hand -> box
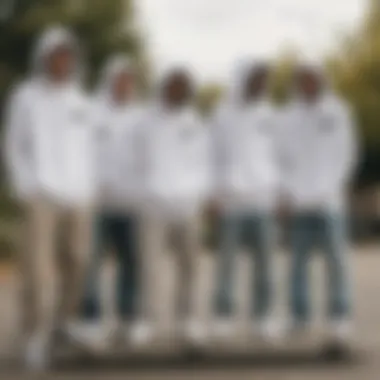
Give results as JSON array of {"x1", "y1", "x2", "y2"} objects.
[
  {"x1": 277, "y1": 202, "x2": 291, "y2": 221},
  {"x1": 206, "y1": 199, "x2": 222, "y2": 222}
]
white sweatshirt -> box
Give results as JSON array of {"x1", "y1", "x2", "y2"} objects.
[
  {"x1": 92, "y1": 55, "x2": 143, "y2": 211},
  {"x1": 4, "y1": 26, "x2": 95, "y2": 206},
  {"x1": 211, "y1": 63, "x2": 280, "y2": 212},
  {"x1": 279, "y1": 95, "x2": 358, "y2": 211},
  {"x1": 93, "y1": 102, "x2": 143, "y2": 210},
  {"x1": 137, "y1": 105, "x2": 211, "y2": 218}
]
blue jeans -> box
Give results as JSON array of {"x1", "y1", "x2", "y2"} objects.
[
  {"x1": 290, "y1": 211, "x2": 351, "y2": 323},
  {"x1": 81, "y1": 211, "x2": 139, "y2": 321},
  {"x1": 215, "y1": 211, "x2": 275, "y2": 319}
]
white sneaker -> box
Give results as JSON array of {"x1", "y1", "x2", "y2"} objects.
[
  {"x1": 286, "y1": 320, "x2": 314, "y2": 343},
  {"x1": 65, "y1": 321, "x2": 111, "y2": 352},
  {"x1": 212, "y1": 319, "x2": 236, "y2": 339},
  {"x1": 129, "y1": 322, "x2": 155, "y2": 346},
  {"x1": 24, "y1": 332, "x2": 50, "y2": 372},
  {"x1": 254, "y1": 318, "x2": 283, "y2": 343},
  {"x1": 328, "y1": 319, "x2": 352, "y2": 345},
  {"x1": 184, "y1": 321, "x2": 208, "y2": 345}
]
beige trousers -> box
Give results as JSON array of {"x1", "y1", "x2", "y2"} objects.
[
  {"x1": 20, "y1": 198, "x2": 93, "y2": 337},
  {"x1": 140, "y1": 211, "x2": 204, "y2": 329}
]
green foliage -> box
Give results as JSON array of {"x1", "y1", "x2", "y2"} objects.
[
  {"x1": 271, "y1": 49, "x2": 298, "y2": 105},
  {"x1": 328, "y1": 0, "x2": 380, "y2": 184},
  {"x1": 196, "y1": 83, "x2": 224, "y2": 116},
  {"x1": 0, "y1": 0, "x2": 147, "y2": 103}
]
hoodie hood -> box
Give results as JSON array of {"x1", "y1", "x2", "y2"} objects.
[
  {"x1": 226, "y1": 58, "x2": 271, "y2": 107},
  {"x1": 96, "y1": 54, "x2": 135, "y2": 105},
  {"x1": 31, "y1": 25, "x2": 82, "y2": 81},
  {"x1": 152, "y1": 63, "x2": 197, "y2": 111},
  {"x1": 291, "y1": 63, "x2": 333, "y2": 102}
]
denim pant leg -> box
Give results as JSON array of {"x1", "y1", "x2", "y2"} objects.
[
  {"x1": 244, "y1": 213, "x2": 275, "y2": 320},
  {"x1": 215, "y1": 213, "x2": 242, "y2": 317},
  {"x1": 81, "y1": 212, "x2": 109, "y2": 320},
  {"x1": 111, "y1": 214, "x2": 139, "y2": 322},
  {"x1": 318, "y1": 212, "x2": 351, "y2": 320},
  {"x1": 290, "y1": 214, "x2": 317, "y2": 323}
]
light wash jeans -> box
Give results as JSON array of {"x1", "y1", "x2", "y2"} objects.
[
  {"x1": 215, "y1": 211, "x2": 275, "y2": 320},
  {"x1": 290, "y1": 211, "x2": 351, "y2": 323}
]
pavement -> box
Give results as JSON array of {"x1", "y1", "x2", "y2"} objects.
[{"x1": 1, "y1": 246, "x2": 380, "y2": 379}]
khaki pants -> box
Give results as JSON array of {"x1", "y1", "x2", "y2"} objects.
[
  {"x1": 140, "y1": 212, "x2": 204, "y2": 329},
  {"x1": 20, "y1": 198, "x2": 93, "y2": 338}
]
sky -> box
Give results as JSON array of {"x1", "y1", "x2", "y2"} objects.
[{"x1": 136, "y1": 0, "x2": 365, "y2": 83}]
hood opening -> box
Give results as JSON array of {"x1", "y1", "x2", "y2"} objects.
[
  {"x1": 292, "y1": 64, "x2": 330, "y2": 103},
  {"x1": 158, "y1": 67, "x2": 195, "y2": 110},
  {"x1": 243, "y1": 63, "x2": 271, "y2": 102},
  {"x1": 227, "y1": 59, "x2": 271, "y2": 107},
  {"x1": 31, "y1": 25, "x2": 82, "y2": 83},
  {"x1": 97, "y1": 54, "x2": 136, "y2": 105}
]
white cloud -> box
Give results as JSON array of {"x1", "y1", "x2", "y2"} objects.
[{"x1": 137, "y1": 0, "x2": 365, "y2": 83}]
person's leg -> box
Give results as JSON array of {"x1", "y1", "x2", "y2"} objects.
[
  {"x1": 244, "y1": 212, "x2": 275, "y2": 322},
  {"x1": 319, "y1": 212, "x2": 352, "y2": 322},
  {"x1": 21, "y1": 199, "x2": 59, "y2": 369},
  {"x1": 112, "y1": 213, "x2": 139, "y2": 323},
  {"x1": 289, "y1": 213, "x2": 316, "y2": 325},
  {"x1": 214, "y1": 212, "x2": 242, "y2": 326},
  {"x1": 186, "y1": 215, "x2": 208, "y2": 342},
  {"x1": 60, "y1": 207, "x2": 93, "y2": 324},
  {"x1": 171, "y1": 222, "x2": 191, "y2": 322},
  {"x1": 132, "y1": 211, "x2": 168, "y2": 343},
  {"x1": 81, "y1": 212, "x2": 109, "y2": 321},
  {"x1": 173, "y1": 216, "x2": 204, "y2": 334}
]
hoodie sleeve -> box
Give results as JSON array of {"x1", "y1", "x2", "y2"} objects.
[
  {"x1": 131, "y1": 111, "x2": 150, "y2": 203},
  {"x1": 313, "y1": 100, "x2": 359, "y2": 202},
  {"x1": 272, "y1": 106, "x2": 295, "y2": 198},
  {"x1": 328, "y1": 102, "x2": 359, "y2": 192},
  {"x1": 190, "y1": 116, "x2": 213, "y2": 200},
  {"x1": 210, "y1": 109, "x2": 230, "y2": 199},
  {"x1": 3, "y1": 85, "x2": 36, "y2": 199}
]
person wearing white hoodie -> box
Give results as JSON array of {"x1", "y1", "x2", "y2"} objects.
[
  {"x1": 136, "y1": 67, "x2": 211, "y2": 345},
  {"x1": 3, "y1": 26, "x2": 95, "y2": 370},
  {"x1": 280, "y1": 64, "x2": 359, "y2": 342},
  {"x1": 79, "y1": 55, "x2": 143, "y2": 348},
  {"x1": 211, "y1": 61, "x2": 279, "y2": 340}
]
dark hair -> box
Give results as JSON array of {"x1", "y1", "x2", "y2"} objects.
[{"x1": 246, "y1": 63, "x2": 271, "y2": 82}]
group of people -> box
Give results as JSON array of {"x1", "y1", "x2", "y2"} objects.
[{"x1": 4, "y1": 25, "x2": 359, "y2": 371}]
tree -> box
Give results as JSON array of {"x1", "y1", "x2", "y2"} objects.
[
  {"x1": 0, "y1": 0, "x2": 147, "y2": 108},
  {"x1": 271, "y1": 47, "x2": 299, "y2": 105},
  {"x1": 196, "y1": 82, "x2": 224, "y2": 116},
  {"x1": 329, "y1": 0, "x2": 380, "y2": 184}
]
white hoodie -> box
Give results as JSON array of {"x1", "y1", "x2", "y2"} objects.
[
  {"x1": 137, "y1": 70, "x2": 211, "y2": 218},
  {"x1": 211, "y1": 61, "x2": 279, "y2": 211},
  {"x1": 279, "y1": 68, "x2": 359, "y2": 211},
  {"x1": 4, "y1": 26, "x2": 95, "y2": 205},
  {"x1": 92, "y1": 55, "x2": 143, "y2": 210}
]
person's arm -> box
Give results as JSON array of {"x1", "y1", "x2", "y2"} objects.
[
  {"x1": 192, "y1": 116, "x2": 213, "y2": 201},
  {"x1": 329, "y1": 104, "x2": 360, "y2": 193},
  {"x1": 273, "y1": 107, "x2": 296, "y2": 211},
  {"x1": 337, "y1": 105, "x2": 360, "y2": 186},
  {"x1": 210, "y1": 111, "x2": 230, "y2": 203},
  {"x1": 131, "y1": 112, "x2": 149, "y2": 205},
  {"x1": 3, "y1": 86, "x2": 35, "y2": 200}
]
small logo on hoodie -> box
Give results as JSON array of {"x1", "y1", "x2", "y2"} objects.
[
  {"x1": 97, "y1": 125, "x2": 110, "y2": 141},
  {"x1": 319, "y1": 115, "x2": 335, "y2": 133},
  {"x1": 180, "y1": 125, "x2": 196, "y2": 140},
  {"x1": 70, "y1": 107, "x2": 87, "y2": 126}
]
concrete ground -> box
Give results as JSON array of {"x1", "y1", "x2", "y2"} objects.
[{"x1": 1, "y1": 246, "x2": 380, "y2": 379}]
